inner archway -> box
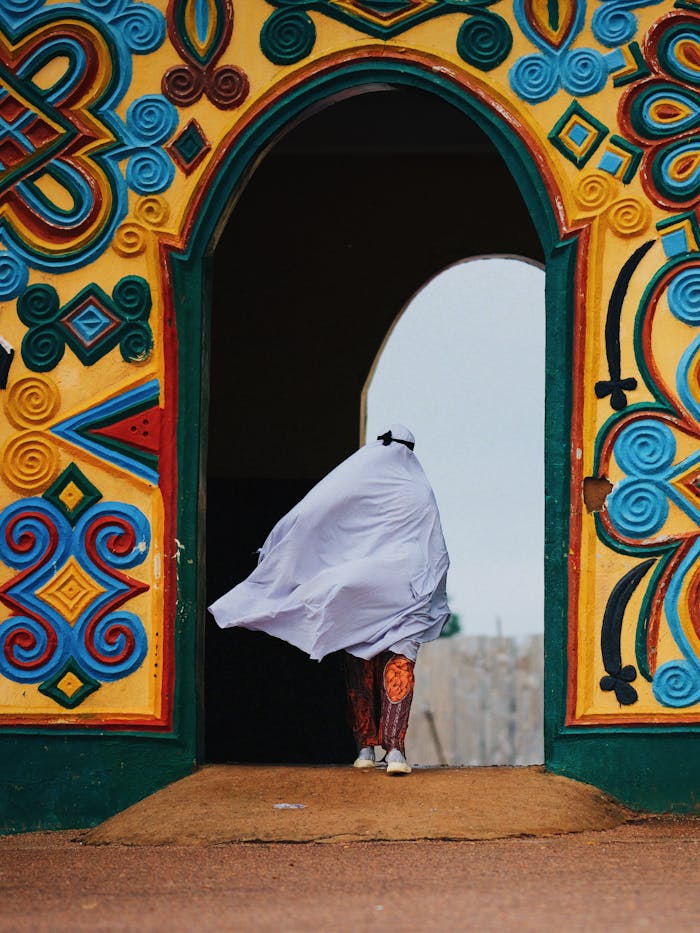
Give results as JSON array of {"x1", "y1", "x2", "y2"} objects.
[{"x1": 204, "y1": 87, "x2": 543, "y2": 764}]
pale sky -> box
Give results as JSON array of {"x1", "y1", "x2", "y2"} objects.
[{"x1": 365, "y1": 257, "x2": 545, "y2": 637}]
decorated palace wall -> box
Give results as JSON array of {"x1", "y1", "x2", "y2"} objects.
[{"x1": 2, "y1": 0, "x2": 700, "y2": 829}]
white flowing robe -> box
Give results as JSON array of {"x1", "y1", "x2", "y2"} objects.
[{"x1": 208, "y1": 438, "x2": 451, "y2": 661}]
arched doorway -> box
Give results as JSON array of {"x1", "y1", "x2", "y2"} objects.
[{"x1": 202, "y1": 88, "x2": 544, "y2": 763}]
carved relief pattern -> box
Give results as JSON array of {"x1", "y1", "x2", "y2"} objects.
[
  {"x1": 163, "y1": 0, "x2": 249, "y2": 109},
  {"x1": 17, "y1": 277, "x2": 153, "y2": 372},
  {"x1": 595, "y1": 245, "x2": 700, "y2": 710},
  {"x1": 260, "y1": 0, "x2": 514, "y2": 71},
  {"x1": 1, "y1": 0, "x2": 700, "y2": 736},
  {"x1": 0, "y1": 489, "x2": 150, "y2": 709},
  {"x1": 0, "y1": 1, "x2": 174, "y2": 279},
  {"x1": 619, "y1": 12, "x2": 700, "y2": 208}
]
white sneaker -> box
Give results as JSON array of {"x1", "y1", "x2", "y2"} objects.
[
  {"x1": 353, "y1": 747, "x2": 376, "y2": 769},
  {"x1": 386, "y1": 749, "x2": 411, "y2": 775}
]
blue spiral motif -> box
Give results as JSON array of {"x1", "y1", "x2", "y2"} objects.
[
  {"x1": 591, "y1": 5, "x2": 637, "y2": 48},
  {"x1": 126, "y1": 149, "x2": 175, "y2": 195},
  {"x1": 607, "y1": 478, "x2": 669, "y2": 538},
  {"x1": 78, "y1": 611, "x2": 148, "y2": 681},
  {"x1": 0, "y1": 616, "x2": 67, "y2": 683},
  {"x1": 560, "y1": 49, "x2": 609, "y2": 97},
  {"x1": 112, "y1": 5, "x2": 166, "y2": 54},
  {"x1": 668, "y1": 267, "x2": 700, "y2": 325},
  {"x1": 0, "y1": 249, "x2": 28, "y2": 300},
  {"x1": 126, "y1": 95, "x2": 178, "y2": 146},
  {"x1": 614, "y1": 419, "x2": 676, "y2": 476},
  {"x1": 0, "y1": 499, "x2": 70, "y2": 570},
  {"x1": 652, "y1": 659, "x2": 700, "y2": 707},
  {"x1": 509, "y1": 54, "x2": 559, "y2": 104},
  {"x1": 75, "y1": 502, "x2": 150, "y2": 571}
]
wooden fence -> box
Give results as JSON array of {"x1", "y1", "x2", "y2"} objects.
[{"x1": 405, "y1": 633, "x2": 544, "y2": 767}]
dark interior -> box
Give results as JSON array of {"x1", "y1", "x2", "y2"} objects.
[{"x1": 204, "y1": 87, "x2": 543, "y2": 763}]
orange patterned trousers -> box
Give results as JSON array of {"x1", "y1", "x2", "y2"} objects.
[{"x1": 343, "y1": 650, "x2": 415, "y2": 756}]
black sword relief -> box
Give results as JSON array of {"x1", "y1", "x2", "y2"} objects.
[
  {"x1": 595, "y1": 239, "x2": 654, "y2": 411},
  {"x1": 0, "y1": 337, "x2": 14, "y2": 389},
  {"x1": 600, "y1": 558, "x2": 655, "y2": 705}
]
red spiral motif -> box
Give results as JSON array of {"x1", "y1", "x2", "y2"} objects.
[
  {"x1": 84, "y1": 614, "x2": 136, "y2": 666},
  {"x1": 162, "y1": 64, "x2": 204, "y2": 106},
  {"x1": 3, "y1": 617, "x2": 58, "y2": 670},
  {"x1": 5, "y1": 510, "x2": 59, "y2": 565},
  {"x1": 206, "y1": 65, "x2": 249, "y2": 109},
  {"x1": 84, "y1": 513, "x2": 138, "y2": 563}
]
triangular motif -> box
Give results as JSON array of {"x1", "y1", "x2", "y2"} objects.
[{"x1": 50, "y1": 380, "x2": 160, "y2": 484}]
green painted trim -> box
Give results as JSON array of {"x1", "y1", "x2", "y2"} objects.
[
  {"x1": 548, "y1": 733, "x2": 700, "y2": 812},
  {"x1": 543, "y1": 235, "x2": 577, "y2": 763}
]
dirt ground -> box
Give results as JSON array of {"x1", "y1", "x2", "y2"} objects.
[
  {"x1": 85, "y1": 765, "x2": 628, "y2": 845},
  {"x1": 2, "y1": 817, "x2": 700, "y2": 931}
]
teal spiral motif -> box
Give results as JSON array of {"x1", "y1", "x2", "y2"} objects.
[
  {"x1": 17, "y1": 284, "x2": 59, "y2": 326},
  {"x1": 456, "y1": 14, "x2": 512, "y2": 72},
  {"x1": 607, "y1": 478, "x2": 669, "y2": 538},
  {"x1": 112, "y1": 276, "x2": 151, "y2": 320},
  {"x1": 120, "y1": 323, "x2": 153, "y2": 363},
  {"x1": 260, "y1": 9, "x2": 316, "y2": 65},
  {"x1": 0, "y1": 250, "x2": 28, "y2": 300},
  {"x1": 560, "y1": 48, "x2": 608, "y2": 97},
  {"x1": 21, "y1": 328, "x2": 65, "y2": 372},
  {"x1": 668, "y1": 267, "x2": 700, "y2": 325},
  {"x1": 614, "y1": 419, "x2": 676, "y2": 476}
]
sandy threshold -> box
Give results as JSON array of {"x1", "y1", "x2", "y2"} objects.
[{"x1": 85, "y1": 765, "x2": 630, "y2": 846}]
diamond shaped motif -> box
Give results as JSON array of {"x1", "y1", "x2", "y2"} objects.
[
  {"x1": 597, "y1": 135, "x2": 643, "y2": 184},
  {"x1": 62, "y1": 298, "x2": 120, "y2": 349},
  {"x1": 38, "y1": 657, "x2": 100, "y2": 709},
  {"x1": 35, "y1": 556, "x2": 106, "y2": 624},
  {"x1": 43, "y1": 463, "x2": 102, "y2": 525},
  {"x1": 549, "y1": 102, "x2": 608, "y2": 168},
  {"x1": 167, "y1": 118, "x2": 211, "y2": 174}
]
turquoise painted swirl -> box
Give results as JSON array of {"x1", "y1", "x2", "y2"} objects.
[
  {"x1": 126, "y1": 150, "x2": 175, "y2": 195},
  {"x1": 614, "y1": 419, "x2": 676, "y2": 476},
  {"x1": 127, "y1": 95, "x2": 178, "y2": 146},
  {"x1": 653, "y1": 659, "x2": 700, "y2": 707},
  {"x1": 508, "y1": 54, "x2": 559, "y2": 104},
  {"x1": 607, "y1": 478, "x2": 669, "y2": 538},
  {"x1": 0, "y1": 250, "x2": 28, "y2": 300},
  {"x1": 669, "y1": 267, "x2": 700, "y2": 325},
  {"x1": 560, "y1": 48, "x2": 609, "y2": 97}
]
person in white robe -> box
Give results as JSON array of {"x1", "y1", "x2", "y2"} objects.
[{"x1": 208, "y1": 424, "x2": 450, "y2": 774}]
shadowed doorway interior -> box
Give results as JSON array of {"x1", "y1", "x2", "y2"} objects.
[{"x1": 204, "y1": 88, "x2": 543, "y2": 764}]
